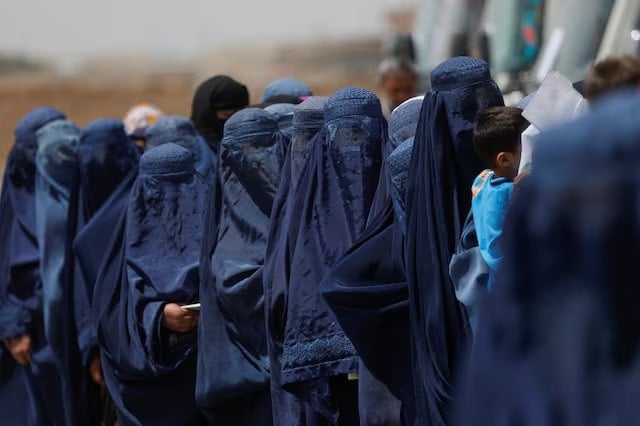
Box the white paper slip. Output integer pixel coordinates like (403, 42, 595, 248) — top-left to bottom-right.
(181, 303, 201, 312)
(522, 71, 588, 132)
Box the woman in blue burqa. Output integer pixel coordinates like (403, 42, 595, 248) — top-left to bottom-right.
(263, 96, 331, 425)
(93, 140, 210, 425)
(320, 96, 421, 425)
(64, 119, 140, 425)
(0, 107, 69, 425)
(322, 57, 504, 426)
(275, 88, 386, 424)
(456, 92, 640, 426)
(197, 108, 287, 425)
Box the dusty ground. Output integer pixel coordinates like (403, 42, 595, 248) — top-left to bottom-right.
(0, 39, 381, 171)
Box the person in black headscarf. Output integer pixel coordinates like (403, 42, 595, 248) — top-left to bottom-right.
(191, 75, 250, 153)
(0, 107, 68, 425)
(94, 143, 209, 426)
(456, 91, 640, 426)
(404, 57, 504, 425)
(197, 108, 287, 425)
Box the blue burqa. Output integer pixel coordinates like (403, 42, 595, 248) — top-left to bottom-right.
(281, 88, 386, 423)
(320, 111, 420, 426)
(403, 57, 504, 425)
(456, 92, 640, 426)
(35, 120, 81, 425)
(197, 108, 287, 425)
(0, 107, 67, 426)
(263, 97, 329, 425)
(94, 143, 209, 426)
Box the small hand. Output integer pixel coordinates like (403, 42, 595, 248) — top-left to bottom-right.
(4, 334, 32, 366)
(89, 354, 104, 385)
(161, 303, 199, 333)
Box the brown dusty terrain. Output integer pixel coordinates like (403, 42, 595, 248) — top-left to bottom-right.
(0, 39, 381, 172)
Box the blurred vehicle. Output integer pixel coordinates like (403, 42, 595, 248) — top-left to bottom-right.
(413, 0, 638, 97)
(597, 0, 640, 59)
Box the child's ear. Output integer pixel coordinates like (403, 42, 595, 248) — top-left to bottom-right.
(496, 152, 510, 168)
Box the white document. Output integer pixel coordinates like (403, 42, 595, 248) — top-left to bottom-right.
(518, 71, 589, 173)
(181, 303, 201, 312)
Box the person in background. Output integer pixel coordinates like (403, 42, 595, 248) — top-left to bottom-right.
(584, 55, 640, 102)
(471, 107, 528, 289)
(191, 75, 250, 153)
(378, 57, 418, 118)
(261, 78, 313, 103)
(122, 103, 165, 151)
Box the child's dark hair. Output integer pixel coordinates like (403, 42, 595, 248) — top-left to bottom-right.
(473, 106, 528, 168)
(585, 56, 640, 102)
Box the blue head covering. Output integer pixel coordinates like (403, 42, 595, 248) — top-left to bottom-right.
(262, 78, 313, 102)
(34, 120, 80, 425)
(94, 143, 208, 425)
(0, 107, 67, 425)
(368, 95, 422, 224)
(145, 115, 215, 180)
(77, 119, 139, 218)
(260, 95, 330, 423)
(0, 106, 65, 338)
(196, 108, 286, 419)
(388, 96, 423, 153)
(265, 103, 296, 141)
(279, 87, 385, 421)
(457, 91, 640, 426)
(67, 119, 139, 381)
(404, 56, 504, 425)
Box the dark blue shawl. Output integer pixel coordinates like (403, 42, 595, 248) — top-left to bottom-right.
(281, 88, 385, 421)
(457, 91, 640, 426)
(263, 97, 328, 425)
(94, 143, 209, 425)
(403, 56, 504, 425)
(0, 107, 66, 425)
(197, 108, 286, 424)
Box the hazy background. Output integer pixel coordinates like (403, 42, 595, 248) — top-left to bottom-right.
(0, 0, 392, 59)
(0, 0, 414, 168)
